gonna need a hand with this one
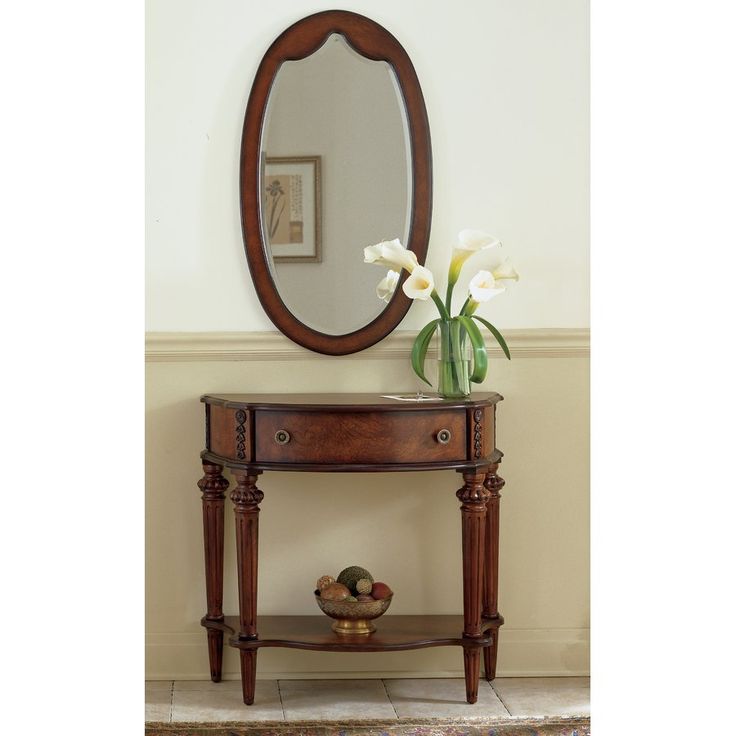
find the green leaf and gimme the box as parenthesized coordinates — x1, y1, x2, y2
(456, 316, 488, 384)
(472, 315, 511, 360)
(411, 319, 440, 385)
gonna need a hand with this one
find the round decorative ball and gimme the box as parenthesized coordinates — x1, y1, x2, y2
(356, 578, 373, 595)
(337, 566, 374, 595)
(356, 594, 374, 602)
(345, 595, 358, 602)
(316, 575, 335, 591)
(320, 582, 351, 601)
(371, 582, 393, 600)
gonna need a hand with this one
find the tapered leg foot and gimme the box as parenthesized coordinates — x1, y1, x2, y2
(483, 628, 499, 681)
(463, 647, 481, 704)
(206, 629, 224, 682)
(240, 650, 257, 705)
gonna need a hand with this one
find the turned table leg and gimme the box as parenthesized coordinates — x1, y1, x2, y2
(198, 462, 229, 682)
(457, 468, 490, 704)
(231, 470, 264, 705)
(482, 461, 505, 681)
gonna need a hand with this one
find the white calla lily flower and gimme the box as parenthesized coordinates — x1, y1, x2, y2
(402, 265, 435, 300)
(376, 269, 400, 302)
(363, 238, 418, 274)
(449, 229, 502, 285)
(468, 270, 507, 303)
(466, 260, 519, 312)
(475, 250, 520, 284)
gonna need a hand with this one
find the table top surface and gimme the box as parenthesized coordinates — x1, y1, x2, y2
(201, 392, 503, 410)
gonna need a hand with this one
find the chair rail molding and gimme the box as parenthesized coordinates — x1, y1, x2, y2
(145, 328, 589, 362)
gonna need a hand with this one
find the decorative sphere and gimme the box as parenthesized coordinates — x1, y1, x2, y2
(320, 582, 351, 601)
(316, 575, 335, 591)
(345, 595, 358, 602)
(356, 578, 373, 595)
(336, 566, 374, 594)
(356, 594, 374, 602)
(371, 582, 393, 600)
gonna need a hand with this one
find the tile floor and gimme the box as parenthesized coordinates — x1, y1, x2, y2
(145, 677, 590, 723)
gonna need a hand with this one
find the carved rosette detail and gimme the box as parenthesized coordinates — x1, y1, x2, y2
(457, 472, 491, 508)
(484, 463, 506, 498)
(231, 473, 264, 510)
(235, 409, 247, 460)
(198, 463, 229, 500)
(473, 409, 483, 459)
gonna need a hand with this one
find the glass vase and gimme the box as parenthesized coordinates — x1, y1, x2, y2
(436, 319, 471, 399)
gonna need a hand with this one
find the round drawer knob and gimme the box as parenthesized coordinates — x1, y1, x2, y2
(274, 429, 291, 445)
(436, 429, 452, 444)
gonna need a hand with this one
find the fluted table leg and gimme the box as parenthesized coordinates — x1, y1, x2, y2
(482, 462, 505, 681)
(198, 462, 229, 682)
(231, 470, 264, 705)
(457, 468, 490, 704)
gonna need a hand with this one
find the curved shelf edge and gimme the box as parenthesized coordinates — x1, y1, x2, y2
(201, 615, 503, 653)
(200, 617, 236, 635)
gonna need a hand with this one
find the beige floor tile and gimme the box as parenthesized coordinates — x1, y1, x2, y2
(279, 679, 397, 721)
(491, 677, 590, 717)
(384, 678, 509, 719)
(174, 679, 243, 691)
(171, 680, 283, 722)
(145, 680, 173, 691)
(145, 688, 172, 722)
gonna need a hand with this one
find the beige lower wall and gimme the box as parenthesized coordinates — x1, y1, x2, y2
(145, 330, 589, 679)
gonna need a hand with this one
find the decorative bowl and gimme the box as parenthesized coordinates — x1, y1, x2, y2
(314, 591, 393, 635)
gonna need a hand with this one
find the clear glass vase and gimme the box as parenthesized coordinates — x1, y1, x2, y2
(436, 320, 471, 398)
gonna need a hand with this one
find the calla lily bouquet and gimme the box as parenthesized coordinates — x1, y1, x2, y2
(364, 231, 519, 397)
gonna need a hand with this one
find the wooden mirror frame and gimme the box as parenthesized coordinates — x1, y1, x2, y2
(240, 10, 432, 355)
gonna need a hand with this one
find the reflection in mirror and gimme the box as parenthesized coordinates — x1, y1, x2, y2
(260, 34, 412, 335)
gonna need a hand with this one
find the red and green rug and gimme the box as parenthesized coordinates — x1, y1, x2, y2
(145, 716, 590, 736)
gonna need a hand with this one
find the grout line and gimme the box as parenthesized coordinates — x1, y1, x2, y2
(168, 680, 175, 722)
(276, 679, 285, 721)
(490, 681, 512, 717)
(381, 679, 400, 720)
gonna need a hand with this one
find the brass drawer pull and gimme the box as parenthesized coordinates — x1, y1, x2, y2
(274, 429, 291, 445)
(436, 429, 452, 444)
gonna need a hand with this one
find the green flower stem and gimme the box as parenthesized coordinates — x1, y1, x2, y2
(445, 282, 455, 315)
(437, 319, 470, 397)
(430, 291, 451, 321)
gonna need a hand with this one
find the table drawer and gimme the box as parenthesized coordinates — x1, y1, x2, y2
(255, 409, 467, 465)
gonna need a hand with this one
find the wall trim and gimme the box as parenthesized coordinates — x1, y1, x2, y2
(145, 328, 589, 362)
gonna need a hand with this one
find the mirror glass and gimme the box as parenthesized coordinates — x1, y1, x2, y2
(260, 34, 412, 335)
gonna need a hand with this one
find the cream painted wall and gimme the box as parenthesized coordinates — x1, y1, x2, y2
(145, 0, 589, 331)
(146, 0, 589, 680)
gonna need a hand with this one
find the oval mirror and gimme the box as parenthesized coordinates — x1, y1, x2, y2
(241, 10, 432, 355)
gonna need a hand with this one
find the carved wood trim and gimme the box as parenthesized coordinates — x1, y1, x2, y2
(235, 409, 248, 460)
(472, 408, 483, 460)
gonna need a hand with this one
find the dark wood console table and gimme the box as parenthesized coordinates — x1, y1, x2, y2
(198, 392, 506, 705)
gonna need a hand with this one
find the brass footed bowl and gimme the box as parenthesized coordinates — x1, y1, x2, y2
(314, 591, 393, 635)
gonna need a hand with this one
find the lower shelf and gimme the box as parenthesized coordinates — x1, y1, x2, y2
(202, 614, 503, 652)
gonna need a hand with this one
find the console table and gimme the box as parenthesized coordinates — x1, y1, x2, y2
(198, 392, 506, 705)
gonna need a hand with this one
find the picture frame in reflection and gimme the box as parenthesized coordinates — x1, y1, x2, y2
(263, 155, 322, 262)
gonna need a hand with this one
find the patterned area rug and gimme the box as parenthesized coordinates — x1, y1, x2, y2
(145, 716, 590, 736)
